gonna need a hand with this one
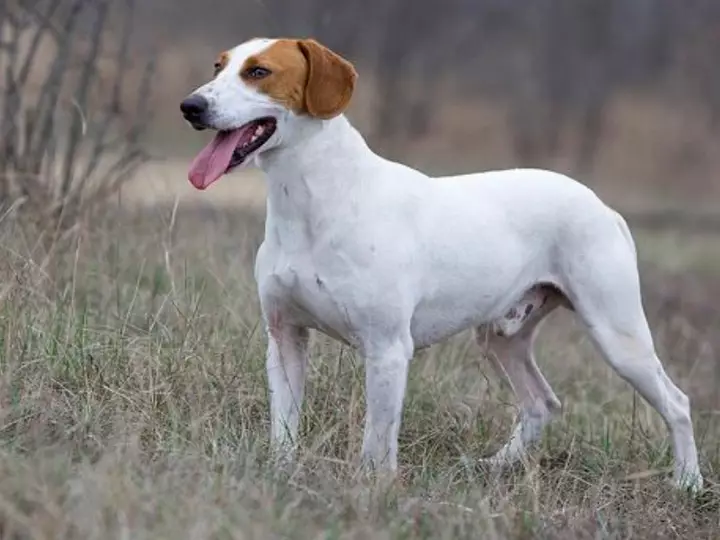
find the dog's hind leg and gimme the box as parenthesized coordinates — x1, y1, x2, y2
(565, 215, 702, 491)
(581, 320, 702, 491)
(475, 285, 564, 472)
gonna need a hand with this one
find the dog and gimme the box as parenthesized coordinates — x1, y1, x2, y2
(180, 37, 702, 491)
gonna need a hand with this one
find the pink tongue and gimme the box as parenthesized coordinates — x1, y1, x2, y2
(188, 129, 248, 190)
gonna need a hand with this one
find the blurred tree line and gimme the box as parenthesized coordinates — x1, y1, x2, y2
(137, 0, 720, 173)
(3, 0, 719, 233)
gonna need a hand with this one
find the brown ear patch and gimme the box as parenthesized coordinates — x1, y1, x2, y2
(240, 38, 357, 119)
(297, 39, 357, 119)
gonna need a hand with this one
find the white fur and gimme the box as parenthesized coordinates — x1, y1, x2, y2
(187, 39, 703, 491)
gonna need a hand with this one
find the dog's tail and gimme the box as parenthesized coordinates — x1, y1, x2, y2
(612, 209, 637, 260)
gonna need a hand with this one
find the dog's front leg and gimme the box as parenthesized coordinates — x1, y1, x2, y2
(361, 341, 411, 475)
(266, 323, 310, 464)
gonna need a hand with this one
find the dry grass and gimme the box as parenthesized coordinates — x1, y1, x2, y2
(0, 202, 718, 539)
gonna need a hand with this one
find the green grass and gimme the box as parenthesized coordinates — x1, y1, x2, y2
(0, 205, 718, 538)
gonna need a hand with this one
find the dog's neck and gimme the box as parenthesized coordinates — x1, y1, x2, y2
(256, 115, 381, 245)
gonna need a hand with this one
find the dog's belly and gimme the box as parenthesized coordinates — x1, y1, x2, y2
(410, 299, 500, 349)
(408, 252, 558, 349)
(411, 284, 566, 348)
(408, 243, 550, 349)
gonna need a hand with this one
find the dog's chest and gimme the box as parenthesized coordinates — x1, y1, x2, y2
(256, 247, 358, 345)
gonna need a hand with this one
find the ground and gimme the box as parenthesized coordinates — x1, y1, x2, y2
(0, 166, 719, 539)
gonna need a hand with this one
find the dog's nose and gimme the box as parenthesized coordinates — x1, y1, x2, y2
(180, 94, 209, 117)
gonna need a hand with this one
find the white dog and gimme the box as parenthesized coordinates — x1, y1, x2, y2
(180, 37, 702, 491)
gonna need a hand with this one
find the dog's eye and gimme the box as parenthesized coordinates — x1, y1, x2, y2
(213, 62, 223, 76)
(244, 66, 272, 80)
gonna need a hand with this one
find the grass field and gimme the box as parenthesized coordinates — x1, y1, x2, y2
(0, 187, 719, 539)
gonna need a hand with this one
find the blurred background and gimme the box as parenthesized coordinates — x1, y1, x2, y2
(2, 0, 720, 218)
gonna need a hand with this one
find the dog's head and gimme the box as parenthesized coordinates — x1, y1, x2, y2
(180, 38, 357, 190)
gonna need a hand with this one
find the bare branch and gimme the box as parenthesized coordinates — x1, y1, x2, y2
(129, 47, 156, 143)
(112, 0, 134, 113)
(16, 0, 63, 88)
(80, 43, 155, 210)
(0, 9, 21, 174)
(79, 0, 136, 187)
(0, 0, 154, 236)
(27, 0, 85, 175)
(60, 0, 110, 200)
(16, 0, 62, 42)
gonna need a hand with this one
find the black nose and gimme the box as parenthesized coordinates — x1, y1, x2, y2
(180, 94, 209, 117)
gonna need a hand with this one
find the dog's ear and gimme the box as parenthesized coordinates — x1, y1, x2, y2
(297, 39, 357, 119)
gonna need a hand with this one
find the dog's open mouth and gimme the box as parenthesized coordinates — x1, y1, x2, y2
(188, 117, 277, 190)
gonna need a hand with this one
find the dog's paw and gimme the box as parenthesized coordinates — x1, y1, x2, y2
(674, 472, 704, 496)
(476, 457, 505, 476)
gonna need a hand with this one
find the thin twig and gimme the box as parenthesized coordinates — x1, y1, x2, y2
(79, 0, 135, 186)
(28, 0, 85, 180)
(16, 0, 63, 88)
(60, 0, 109, 203)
